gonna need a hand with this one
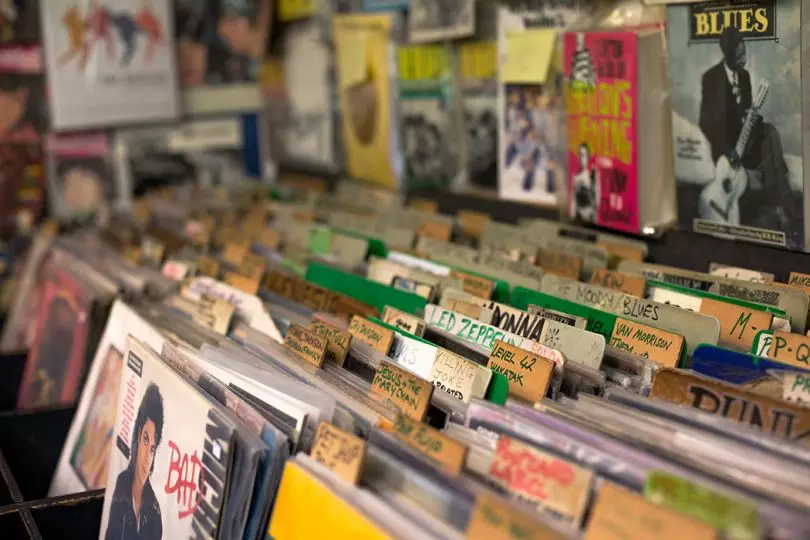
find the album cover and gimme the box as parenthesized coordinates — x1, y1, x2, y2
(0, 45, 47, 143)
(408, 0, 474, 43)
(47, 132, 118, 223)
(399, 44, 461, 190)
(0, 0, 40, 43)
(50, 301, 166, 496)
(17, 268, 92, 410)
(458, 40, 497, 191)
(40, 0, 180, 130)
(668, 1, 807, 251)
(497, 2, 586, 206)
(175, 0, 272, 114)
(333, 13, 400, 189)
(0, 144, 46, 240)
(99, 336, 236, 540)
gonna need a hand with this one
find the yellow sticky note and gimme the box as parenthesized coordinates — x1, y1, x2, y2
(502, 29, 558, 84)
(338, 32, 369, 89)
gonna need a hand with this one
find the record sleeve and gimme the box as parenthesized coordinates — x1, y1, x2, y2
(50, 300, 166, 496)
(667, 1, 808, 251)
(0, 143, 46, 240)
(40, 0, 180, 130)
(408, 0, 475, 43)
(175, 0, 272, 115)
(47, 132, 118, 223)
(0, 0, 40, 43)
(99, 336, 237, 540)
(0, 44, 47, 143)
(17, 267, 93, 410)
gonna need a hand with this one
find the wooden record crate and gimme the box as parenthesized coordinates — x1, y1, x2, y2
(0, 352, 103, 539)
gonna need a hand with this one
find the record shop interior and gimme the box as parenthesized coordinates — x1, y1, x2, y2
(3, 0, 810, 538)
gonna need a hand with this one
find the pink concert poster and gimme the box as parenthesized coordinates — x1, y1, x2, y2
(564, 31, 639, 234)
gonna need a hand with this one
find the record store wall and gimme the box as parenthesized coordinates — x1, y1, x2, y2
(3, 0, 810, 539)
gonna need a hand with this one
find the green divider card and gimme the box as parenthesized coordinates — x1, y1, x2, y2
(511, 286, 616, 341)
(333, 227, 387, 258)
(370, 316, 508, 405)
(308, 225, 333, 256)
(305, 262, 427, 315)
(648, 280, 788, 320)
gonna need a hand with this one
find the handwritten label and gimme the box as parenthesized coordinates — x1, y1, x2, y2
(466, 491, 564, 540)
(264, 271, 378, 320)
(535, 249, 582, 281)
(488, 340, 554, 402)
(699, 298, 772, 352)
(388, 333, 438, 380)
(756, 331, 810, 370)
(449, 269, 494, 299)
(609, 318, 684, 368)
(284, 323, 328, 368)
(382, 306, 425, 336)
(224, 272, 259, 295)
(783, 372, 810, 406)
(390, 414, 468, 475)
(787, 271, 810, 292)
(348, 316, 394, 355)
(197, 256, 220, 278)
(650, 368, 810, 448)
(429, 348, 481, 403)
(370, 360, 433, 421)
(310, 422, 366, 485)
(309, 319, 352, 367)
(585, 481, 716, 540)
(222, 241, 249, 266)
(489, 436, 592, 525)
(590, 268, 646, 297)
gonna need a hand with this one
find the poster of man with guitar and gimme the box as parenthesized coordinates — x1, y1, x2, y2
(697, 26, 793, 239)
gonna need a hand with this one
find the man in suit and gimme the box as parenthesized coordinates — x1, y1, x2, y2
(698, 26, 792, 233)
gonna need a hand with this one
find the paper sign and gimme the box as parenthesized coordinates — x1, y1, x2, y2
(590, 269, 646, 297)
(535, 249, 582, 281)
(488, 340, 554, 402)
(783, 372, 810, 406)
(466, 491, 565, 540)
(370, 360, 433, 421)
(609, 318, 684, 368)
(284, 323, 328, 368)
(309, 319, 352, 367)
(502, 30, 557, 84)
(449, 269, 494, 299)
(222, 241, 249, 266)
(224, 272, 260, 295)
(489, 436, 592, 525)
(382, 306, 425, 337)
(337, 32, 368, 89)
(349, 316, 395, 354)
(390, 414, 467, 474)
(650, 368, 810, 448)
(698, 298, 772, 352)
(310, 422, 367, 485)
(585, 481, 716, 540)
(757, 330, 810, 371)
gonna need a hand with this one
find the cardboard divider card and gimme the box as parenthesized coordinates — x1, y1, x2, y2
(439, 291, 493, 322)
(348, 315, 395, 355)
(650, 369, 810, 448)
(487, 340, 554, 402)
(429, 348, 491, 403)
(309, 422, 367, 485)
(538, 274, 720, 357)
(783, 372, 810, 405)
(284, 323, 329, 368)
(466, 491, 565, 540)
(223, 241, 249, 266)
(256, 228, 281, 249)
(264, 270, 378, 320)
(609, 318, 684, 368)
(239, 253, 266, 282)
(590, 268, 647, 297)
(535, 248, 583, 281)
(308, 319, 353, 367)
(382, 306, 426, 337)
(585, 482, 717, 540)
(418, 221, 453, 242)
(390, 414, 468, 475)
(449, 269, 495, 299)
(224, 272, 260, 295)
(753, 330, 810, 371)
(370, 360, 433, 421)
(697, 297, 772, 352)
(488, 436, 592, 526)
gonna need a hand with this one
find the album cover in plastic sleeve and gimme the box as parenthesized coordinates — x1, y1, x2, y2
(47, 132, 119, 224)
(0, 144, 46, 240)
(50, 301, 166, 497)
(17, 267, 93, 410)
(175, 0, 272, 115)
(0, 0, 40, 43)
(668, 0, 809, 251)
(40, 0, 180, 130)
(459, 40, 497, 191)
(99, 336, 236, 540)
(408, 0, 474, 43)
(0, 44, 47, 143)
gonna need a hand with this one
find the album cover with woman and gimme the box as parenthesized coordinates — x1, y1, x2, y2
(99, 336, 236, 540)
(668, 1, 808, 251)
(16, 268, 92, 410)
(0, 45, 47, 143)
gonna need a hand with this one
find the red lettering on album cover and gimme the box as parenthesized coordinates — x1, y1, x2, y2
(164, 441, 204, 520)
(119, 377, 138, 447)
(489, 437, 575, 502)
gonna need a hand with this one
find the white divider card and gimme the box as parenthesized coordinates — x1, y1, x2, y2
(708, 263, 774, 283)
(618, 260, 809, 332)
(387, 251, 452, 276)
(429, 348, 492, 403)
(441, 290, 604, 369)
(387, 331, 439, 381)
(424, 304, 575, 369)
(540, 274, 720, 357)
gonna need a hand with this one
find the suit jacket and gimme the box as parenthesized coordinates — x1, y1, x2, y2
(698, 61, 752, 163)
